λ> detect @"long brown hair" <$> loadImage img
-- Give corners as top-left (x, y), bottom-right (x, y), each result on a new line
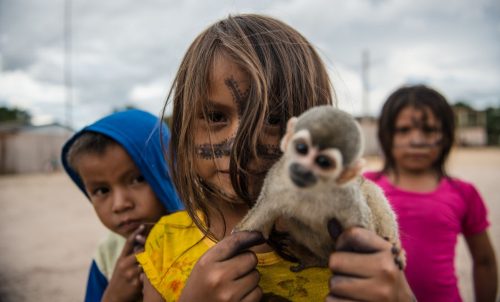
top-left (163, 14), bottom-right (334, 241)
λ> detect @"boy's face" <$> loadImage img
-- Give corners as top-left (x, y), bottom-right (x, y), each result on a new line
top-left (391, 105), bottom-right (443, 173)
top-left (193, 55), bottom-right (281, 201)
top-left (75, 144), bottom-right (166, 237)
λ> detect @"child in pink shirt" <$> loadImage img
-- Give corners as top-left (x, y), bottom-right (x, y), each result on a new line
top-left (364, 84), bottom-right (497, 302)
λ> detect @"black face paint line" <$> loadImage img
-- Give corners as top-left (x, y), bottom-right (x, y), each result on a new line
top-left (196, 137), bottom-right (235, 160)
top-left (225, 76), bottom-right (249, 117)
top-left (393, 136), bottom-right (444, 149)
top-left (256, 144), bottom-right (282, 160)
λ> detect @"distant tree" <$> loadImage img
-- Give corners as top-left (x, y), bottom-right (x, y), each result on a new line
top-left (112, 104), bottom-right (138, 113)
top-left (485, 106), bottom-right (500, 146)
top-left (453, 100), bottom-right (473, 109)
top-left (0, 106), bottom-right (31, 124)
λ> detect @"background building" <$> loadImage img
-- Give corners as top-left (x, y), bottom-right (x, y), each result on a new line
top-left (0, 123), bottom-right (73, 174)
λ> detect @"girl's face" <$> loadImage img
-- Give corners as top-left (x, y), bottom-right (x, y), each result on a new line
top-left (391, 105), bottom-right (443, 174)
top-left (76, 144), bottom-right (166, 238)
top-left (194, 55), bottom-right (281, 200)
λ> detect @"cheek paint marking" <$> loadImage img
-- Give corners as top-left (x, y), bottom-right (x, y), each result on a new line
top-left (393, 138), bottom-right (443, 149)
top-left (256, 144), bottom-right (282, 160)
top-left (196, 137), bottom-right (235, 159)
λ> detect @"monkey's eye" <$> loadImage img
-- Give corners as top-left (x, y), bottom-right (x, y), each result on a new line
top-left (295, 142), bottom-right (308, 155)
top-left (316, 155), bottom-right (333, 169)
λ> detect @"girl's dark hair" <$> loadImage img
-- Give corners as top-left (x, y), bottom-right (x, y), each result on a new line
top-left (378, 84), bottom-right (455, 177)
top-left (163, 14), bottom-right (334, 241)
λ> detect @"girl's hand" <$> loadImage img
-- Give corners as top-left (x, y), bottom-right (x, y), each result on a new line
top-left (103, 224), bottom-right (148, 302)
top-left (326, 226), bottom-right (415, 302)
top-left (178, 231), bottom-right (265, 302)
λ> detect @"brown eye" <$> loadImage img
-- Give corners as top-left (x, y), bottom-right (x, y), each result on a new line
top-left (395, 126), bottom-right (411, 134)
top-left (422, 126), bottom-right (440, 134)
top-left (266, 114), bottom-right (281, 126)
top-left (316, 155), bottom-right (333, 169)
top-left (295, 142), bottom-right (308, 155)
top-left (207, 111), bottom-right (226, 123)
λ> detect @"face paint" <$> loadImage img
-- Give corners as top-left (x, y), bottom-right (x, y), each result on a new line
top-left (257, 143), bottom-right (282, 160)
top-left (225, 76), bottom-right (249, 116)
top-left (196, 137), bottom-right (235, 159)
top-left (393, 118), bottom-right (443, 149)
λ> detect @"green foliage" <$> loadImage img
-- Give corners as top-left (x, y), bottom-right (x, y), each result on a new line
top-left (485, 107), bottom-right (500, 146)
top-left (112, 104), bottom-right (138, 113)
top-left (0, 106), bottom-right (31, 124)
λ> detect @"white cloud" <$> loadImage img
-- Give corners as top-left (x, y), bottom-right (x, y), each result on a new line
top-left (0, 71), bottom-right (66, 108)
top-left (0, 0), bottom-right (499, 127)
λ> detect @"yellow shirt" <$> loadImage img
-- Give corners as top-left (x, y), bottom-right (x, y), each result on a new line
top-left (137, 211), bottom-right (331, 301)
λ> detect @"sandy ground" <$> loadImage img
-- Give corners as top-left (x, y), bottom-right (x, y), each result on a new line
top-left (0, 147), bottom-right (499, 301)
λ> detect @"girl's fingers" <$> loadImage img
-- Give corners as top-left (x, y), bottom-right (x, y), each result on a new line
top-left (335, 227), bottom-right (389, 254)
top-left (221, 251), bottom-right (258, 279)
top-left (233, 269), bottom-right (261, 301)
top-left (328, 273), bottom-right (404, 302)
top-left (329, 251), bottom-right (389, 278)
top-left (240, 282), bottom-right (263, 302)
top-left (206, 231), bottom-right (265, 262)
top-left (325, 295), bottom-right (356, 302)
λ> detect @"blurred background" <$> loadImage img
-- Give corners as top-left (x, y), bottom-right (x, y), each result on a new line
top-left (0, 0), bottom-right (499, 301)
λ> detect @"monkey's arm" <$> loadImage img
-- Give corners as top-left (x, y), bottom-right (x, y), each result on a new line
top-left (361, 178), bottom-right (399, 242)
top-left (361, 178), bottom-right (406, 268)
top-left (234, 188), bottom-right (283, 238)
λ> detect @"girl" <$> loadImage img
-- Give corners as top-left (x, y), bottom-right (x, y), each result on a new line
top-left (364, 85), bottom-right (498, 301)
top-left (137, 14), bottom-right (414, 301)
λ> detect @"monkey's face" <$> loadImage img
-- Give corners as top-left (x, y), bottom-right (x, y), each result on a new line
top-left (285, 129), bottom-right (343, 188)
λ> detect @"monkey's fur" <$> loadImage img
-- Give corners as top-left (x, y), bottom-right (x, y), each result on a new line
top-left (235, 106), bottom-right (403, 271)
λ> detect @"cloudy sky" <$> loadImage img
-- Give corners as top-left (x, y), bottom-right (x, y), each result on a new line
top-left (1, 0), bottom-right (499, 129)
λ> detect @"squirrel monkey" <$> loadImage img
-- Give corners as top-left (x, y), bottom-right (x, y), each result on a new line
top-left (235, 106), bottom-right (403, 271)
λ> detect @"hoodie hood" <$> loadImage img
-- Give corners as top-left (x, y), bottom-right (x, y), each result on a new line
top-left (61, 109), bottom-right (183, 212)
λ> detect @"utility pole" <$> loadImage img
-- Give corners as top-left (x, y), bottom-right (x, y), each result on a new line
top-left (361, 49), bottom-right (370, 118)
top-left (64, 0), bottom-right (73, 129)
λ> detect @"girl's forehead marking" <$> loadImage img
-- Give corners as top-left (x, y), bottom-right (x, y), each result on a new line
top-left (224, 76), bottom-right (249, 116)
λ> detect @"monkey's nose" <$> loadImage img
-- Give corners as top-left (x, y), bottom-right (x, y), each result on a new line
top-left (289, 163), bottom-right (317, 188)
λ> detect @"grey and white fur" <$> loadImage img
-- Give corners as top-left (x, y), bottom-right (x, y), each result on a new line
top-left (235, 106), bottom-right (402, 271)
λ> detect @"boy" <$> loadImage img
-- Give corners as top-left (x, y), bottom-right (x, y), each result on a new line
top-left (61, 109), bottom-right (183, 301)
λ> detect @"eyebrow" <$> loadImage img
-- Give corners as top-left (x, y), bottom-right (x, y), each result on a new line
top-left (204, 99), bottom-right (235, 111)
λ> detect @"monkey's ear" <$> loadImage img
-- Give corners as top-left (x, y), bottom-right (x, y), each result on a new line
top-left (336, 158), bottom-right (365, 185)
top-left (280, 117), bottom-right (298, 152)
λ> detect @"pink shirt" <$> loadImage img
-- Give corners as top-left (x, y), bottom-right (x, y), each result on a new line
top-left (364, 172), bottom-right (490, 302)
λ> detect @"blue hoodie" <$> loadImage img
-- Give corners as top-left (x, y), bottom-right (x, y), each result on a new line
top-left (61, 109), bottom-right (183, 301)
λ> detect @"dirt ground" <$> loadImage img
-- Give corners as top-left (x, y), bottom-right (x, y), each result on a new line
top-left (0, 147), bottom-right (499, 301)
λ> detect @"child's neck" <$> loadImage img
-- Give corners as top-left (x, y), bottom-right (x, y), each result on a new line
top-left (389, 168), bottom-right (440, 193)
top-left (209, 201), bottom-right (273, 253)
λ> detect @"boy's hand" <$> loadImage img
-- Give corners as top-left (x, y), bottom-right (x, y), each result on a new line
top-left (178, 231), bottom-right (265, 302)
top-left (326, 226), bottom-right (415, 302)
top-left (102, 224), bottom-right (149, 302)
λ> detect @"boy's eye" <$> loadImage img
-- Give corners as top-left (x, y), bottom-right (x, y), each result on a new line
top-left (131, 175), bottom-right (146, 184)
top-left (92, 187), bottom-right (110, 197)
